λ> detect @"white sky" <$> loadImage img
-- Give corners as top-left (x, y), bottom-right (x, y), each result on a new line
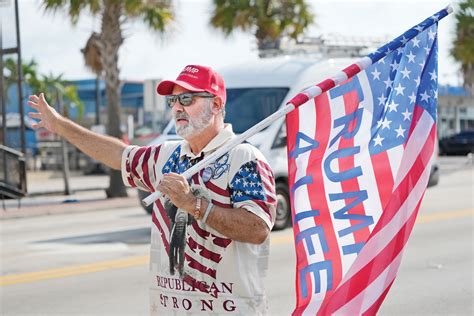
top-left (1, 0), bottom-right (461, 86)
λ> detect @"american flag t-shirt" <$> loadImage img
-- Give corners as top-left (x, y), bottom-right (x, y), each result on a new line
top-left (121, 125), bottom-right (276, 315)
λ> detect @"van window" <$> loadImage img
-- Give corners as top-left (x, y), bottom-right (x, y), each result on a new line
top-left (225, 88), bottom-right (289, 134)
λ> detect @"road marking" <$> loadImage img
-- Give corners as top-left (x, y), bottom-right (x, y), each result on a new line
top-left (416, 208), bottom-right (474, 223)
top-left (1, 209), bottom-right (473, 286)
top-left (0, 256), bottom-right (148, 286)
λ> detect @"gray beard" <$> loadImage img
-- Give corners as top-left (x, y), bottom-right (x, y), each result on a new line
top-left (174, 101), bottom-right (213, 138)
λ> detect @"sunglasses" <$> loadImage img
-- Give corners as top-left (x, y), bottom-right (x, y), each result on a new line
top-left (166, 92), bottom-right (215, 107)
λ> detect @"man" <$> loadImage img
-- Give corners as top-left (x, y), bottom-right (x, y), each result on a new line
top-left (28, 64), bottom-right (277, 315)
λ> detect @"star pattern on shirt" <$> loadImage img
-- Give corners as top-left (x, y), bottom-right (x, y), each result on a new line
top-left (229, 161), bottom-right (266, 203)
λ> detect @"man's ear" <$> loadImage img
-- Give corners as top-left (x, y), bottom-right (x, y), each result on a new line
top-left (211, 97), bottom-right (223, 114)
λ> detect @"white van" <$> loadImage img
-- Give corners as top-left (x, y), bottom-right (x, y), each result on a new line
top-left (138, 56), bottom-right (439, 230)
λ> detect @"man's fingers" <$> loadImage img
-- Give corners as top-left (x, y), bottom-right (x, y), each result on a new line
top-left (31, 121), bottom-right (44, 129)
top-left (28, 112), bottom-right (42, 119)
top-left (163, 173), bottom-right (187, 182)
top-left (29, 95), bottom-right (39, 102)
top-left (27, 100), bottom-right (39, 109)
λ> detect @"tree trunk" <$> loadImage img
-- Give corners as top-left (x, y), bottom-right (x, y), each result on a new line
top-left (257, 37), bottom-right (281, 58)
top-left (100, 1), bottom-right (127, 198)
top-left (463, 63), bottom-right (473, 96)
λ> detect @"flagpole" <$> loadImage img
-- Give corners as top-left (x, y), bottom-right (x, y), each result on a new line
top-left (143, 5), bottom-right (453, 207)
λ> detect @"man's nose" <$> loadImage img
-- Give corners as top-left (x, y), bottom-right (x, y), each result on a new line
top-left (171, 100), bottom-right (184, 113)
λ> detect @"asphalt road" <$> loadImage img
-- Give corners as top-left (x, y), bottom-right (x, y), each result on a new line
top-left (1, 157), bottom-right (473, 315)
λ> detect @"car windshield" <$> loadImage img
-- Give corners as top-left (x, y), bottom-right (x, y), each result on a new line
top-left (225, 88), bottom-right (289, 134)
top-left (167, 87), bottom-right (289, 135)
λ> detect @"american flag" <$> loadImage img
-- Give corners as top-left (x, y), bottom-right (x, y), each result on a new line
top-left (286, 7), bottom-right (450, 315)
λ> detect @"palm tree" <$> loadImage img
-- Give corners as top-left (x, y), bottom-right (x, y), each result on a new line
top-left (38, 72), bottom-right (85, 120)
top-left (210, 0), bottom-right (314, 57)
top-left (451, 0), bottom-right (474, 94)
top-left (3, 58), bottom-right (41, 103)
top-left (3, 58), bottom-right (82, 116)
top-left (41, 0), bottom-right (174, 197)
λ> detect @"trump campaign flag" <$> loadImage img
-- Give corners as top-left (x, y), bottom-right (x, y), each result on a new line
top-left (286, 6), bottom-right (452, 316)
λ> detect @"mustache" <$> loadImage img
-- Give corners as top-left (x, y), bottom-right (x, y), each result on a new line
top-left (174, 112), bottom-right (189, 120)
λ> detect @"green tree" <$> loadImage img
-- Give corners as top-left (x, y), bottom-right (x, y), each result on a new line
top-left (210, 0), bottom-right (314, 56)
top-left (41, 0), bottom-right (174, 197)
top-left (37, 72), bottom-right (85, 120)
top-left (451, 0), bottom-right (474, 94)
top-left (3, 58), bottom-right (83, 118)
top-left (3, 58), bottom-right (41, 102)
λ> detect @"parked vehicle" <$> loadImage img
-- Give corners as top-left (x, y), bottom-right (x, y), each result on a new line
top-left (439, 130), bottom-right (474, 156)
top-left (137, 57), bottom-right (440, 230)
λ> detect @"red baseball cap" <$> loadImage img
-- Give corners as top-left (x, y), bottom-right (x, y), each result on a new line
top-left (156, 65), bottom-right (226, 104)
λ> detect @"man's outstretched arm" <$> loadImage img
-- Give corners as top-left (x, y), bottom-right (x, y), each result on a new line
top-left (28, 93), bottom-right (127, 170)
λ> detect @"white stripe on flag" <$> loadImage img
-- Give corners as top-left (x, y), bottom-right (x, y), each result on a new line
top-left (386, 145), bottom-right (404, 187)
top-left (294, 100), bottom-right (327, 315)
top-left (354, 72), bottom-right (385, 237)
top-left (333, 250), bottom-right (404, 315)
top-left (337, 157), bottom-right (431, 285)
top-left (393, 111), bottom-right (434, 187)
top-left (323, 89), bottom-right (357, 273)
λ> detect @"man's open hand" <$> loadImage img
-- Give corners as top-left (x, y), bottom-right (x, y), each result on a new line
top-left (158, 173), bottom-right (196, 213)
top-left (28, 93), bottom-right (62, 134)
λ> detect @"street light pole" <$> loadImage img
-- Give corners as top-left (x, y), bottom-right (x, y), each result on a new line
top-left (14, 0), bottom-right (25, 156)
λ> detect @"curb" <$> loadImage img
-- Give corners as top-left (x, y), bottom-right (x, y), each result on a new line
top-left (1, 194), bottom-right (142, 220)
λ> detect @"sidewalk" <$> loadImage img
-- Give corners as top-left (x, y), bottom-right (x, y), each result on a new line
top-left (1, 171), bottom-right (141, 220)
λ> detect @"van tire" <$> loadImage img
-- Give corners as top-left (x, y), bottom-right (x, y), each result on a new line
top-left (273, 182), bottom-right (292, 231)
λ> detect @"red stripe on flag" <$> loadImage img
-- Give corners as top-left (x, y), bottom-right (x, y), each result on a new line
top-left (319, 198), bottom-right (421, 315)
top-left (262, 180), bottom-right (276, 196)
top-left (184, 253), bottom-right (216, 278)
top-left (257, 160), bottom-right (274, 178)
top-left (370, 150), bottom-right (394, 210)
top-left (141, 147), bottom-right (154, 191)
top-left (130, 147), bottom-right (149, 189)
top-left (362, 279), bottom-right (395, 316)
top-left (407, 103), bottom-right (426, 139)
top-left (307, 93), bottom-right (345, 310)
top-left (338, 86), bottom-right (371, 244)
top-left (190, 221), bottom-right (232, 248)
top-left (151, 206), bottom-right (170, 253)
top-left (127, 175), bottom-right (135, 187)
top-left (211, 199), bottom-right (232, 208)
top-left (371, 125), bottom-right (435, 235)
top-left (286, 95), bottom-right (312, 314)
top-left (211, 235), bottom-right (232, 248)
top-left (156, 201), bottom-right (171, 230)
top-left (205, 180), bottom-right (230, 197)
top-left (266, 194), bottom-right (276, 204)
top-left (252, 199), bottom-right (272, 220)
top-left (319, 125), bottom-right (435, 313)
top-left (152, 145), bottom-right (161, 184)
top-left (187, 236), bottom-right (223, 263)
top-left (191, 221), bottom-right (211, 239)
